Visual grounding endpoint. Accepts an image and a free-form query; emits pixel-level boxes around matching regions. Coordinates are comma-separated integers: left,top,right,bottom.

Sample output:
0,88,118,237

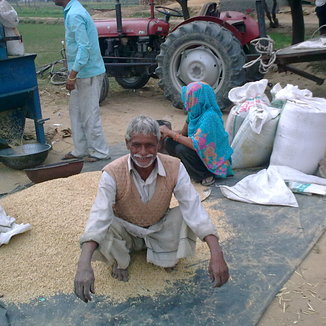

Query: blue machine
0,23,46,145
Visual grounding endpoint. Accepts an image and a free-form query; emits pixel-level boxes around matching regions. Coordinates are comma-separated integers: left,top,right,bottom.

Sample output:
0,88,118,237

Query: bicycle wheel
36,64,52,78
50,60,68,85
50,71,68,85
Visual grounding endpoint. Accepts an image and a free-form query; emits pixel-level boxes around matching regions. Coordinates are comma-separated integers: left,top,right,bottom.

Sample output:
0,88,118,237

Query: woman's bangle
173,133,181,142
68,76,76,81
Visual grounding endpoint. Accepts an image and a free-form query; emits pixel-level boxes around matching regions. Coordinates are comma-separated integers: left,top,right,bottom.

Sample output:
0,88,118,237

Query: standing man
74,116,229,303
54,0,110,162
316,0,326,35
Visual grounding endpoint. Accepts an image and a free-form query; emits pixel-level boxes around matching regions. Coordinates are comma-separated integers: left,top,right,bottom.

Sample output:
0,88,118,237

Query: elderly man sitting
74,115,229,303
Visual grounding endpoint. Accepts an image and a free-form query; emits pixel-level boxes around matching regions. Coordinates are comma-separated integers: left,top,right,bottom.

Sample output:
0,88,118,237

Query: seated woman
160,81,233,186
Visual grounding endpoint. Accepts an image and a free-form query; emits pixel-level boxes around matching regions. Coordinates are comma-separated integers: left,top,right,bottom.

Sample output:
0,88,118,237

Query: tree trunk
288,0,305,44
175,0,190,20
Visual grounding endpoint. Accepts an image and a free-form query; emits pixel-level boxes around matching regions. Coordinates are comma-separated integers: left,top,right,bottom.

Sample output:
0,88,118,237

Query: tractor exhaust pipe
115,0,123,36
150,0,155,19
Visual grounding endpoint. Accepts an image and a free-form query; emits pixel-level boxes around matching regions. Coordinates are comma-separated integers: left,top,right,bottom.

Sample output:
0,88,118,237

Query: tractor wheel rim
169,40,225,94
177,46,221,86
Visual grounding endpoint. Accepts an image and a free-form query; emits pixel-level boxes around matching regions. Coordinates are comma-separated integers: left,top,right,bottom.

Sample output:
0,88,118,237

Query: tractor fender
172,14,259,46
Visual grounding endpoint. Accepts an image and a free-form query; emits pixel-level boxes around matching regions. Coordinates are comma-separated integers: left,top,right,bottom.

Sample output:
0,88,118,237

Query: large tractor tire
156,21,246,110
115,75,150,89
99,73,109,104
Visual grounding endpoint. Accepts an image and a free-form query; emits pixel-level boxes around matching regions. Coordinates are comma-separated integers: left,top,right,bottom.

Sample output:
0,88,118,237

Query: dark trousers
165,138,213,182
316,3,326,35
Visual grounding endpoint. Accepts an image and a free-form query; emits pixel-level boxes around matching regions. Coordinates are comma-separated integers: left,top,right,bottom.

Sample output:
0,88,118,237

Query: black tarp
1,147,325,326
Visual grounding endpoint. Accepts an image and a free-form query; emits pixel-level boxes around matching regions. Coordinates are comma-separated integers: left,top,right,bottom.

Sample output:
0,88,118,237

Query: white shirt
80,155,217,244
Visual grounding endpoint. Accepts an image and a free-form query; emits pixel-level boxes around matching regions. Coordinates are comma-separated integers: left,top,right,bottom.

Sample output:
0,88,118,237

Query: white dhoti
69,73,110,159
95,207,197,269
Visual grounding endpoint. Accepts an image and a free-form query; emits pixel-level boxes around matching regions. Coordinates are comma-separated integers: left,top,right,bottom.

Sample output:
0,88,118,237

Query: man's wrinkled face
126,133,159,169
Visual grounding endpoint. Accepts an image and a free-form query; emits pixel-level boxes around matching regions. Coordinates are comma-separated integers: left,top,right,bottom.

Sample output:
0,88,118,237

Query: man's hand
74,264,95,303
66,78,76,91
159,125,172,139
204,234,229,287
66,70,78,91
74,241,98,302
208,252,229,287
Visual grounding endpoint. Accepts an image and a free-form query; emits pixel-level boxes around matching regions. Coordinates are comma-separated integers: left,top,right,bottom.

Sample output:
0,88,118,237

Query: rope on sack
243,36,279,74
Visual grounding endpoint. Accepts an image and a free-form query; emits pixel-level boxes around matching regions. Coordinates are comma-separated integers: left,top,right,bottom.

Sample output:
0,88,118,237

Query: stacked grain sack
225,79,281,168
269,84,326,175
0,0,24,56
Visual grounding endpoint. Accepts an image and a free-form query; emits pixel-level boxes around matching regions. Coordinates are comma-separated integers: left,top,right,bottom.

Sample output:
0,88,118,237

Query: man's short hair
125,116,161,142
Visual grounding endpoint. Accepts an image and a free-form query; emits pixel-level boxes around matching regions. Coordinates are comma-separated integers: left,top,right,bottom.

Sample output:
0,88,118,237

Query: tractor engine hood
95,18,169,37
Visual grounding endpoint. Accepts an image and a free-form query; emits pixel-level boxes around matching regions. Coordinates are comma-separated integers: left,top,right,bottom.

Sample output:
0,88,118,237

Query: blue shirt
64,0,105,78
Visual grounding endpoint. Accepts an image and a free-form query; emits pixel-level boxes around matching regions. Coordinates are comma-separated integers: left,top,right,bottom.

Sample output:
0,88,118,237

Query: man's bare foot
164,266,177,273
111,262,129,282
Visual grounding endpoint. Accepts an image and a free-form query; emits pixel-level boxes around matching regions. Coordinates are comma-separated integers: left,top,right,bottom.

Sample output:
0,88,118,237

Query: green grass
19,23,65,67
268,32,292,50
13,2,133,18
268,31,323,50
128,11,152,18
14,4,64,18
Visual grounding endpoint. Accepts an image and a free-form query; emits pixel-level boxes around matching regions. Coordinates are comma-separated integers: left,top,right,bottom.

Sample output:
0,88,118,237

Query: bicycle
36,42,68,86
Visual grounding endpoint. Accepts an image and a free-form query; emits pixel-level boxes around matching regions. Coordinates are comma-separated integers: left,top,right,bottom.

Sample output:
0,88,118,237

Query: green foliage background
20,23,65,67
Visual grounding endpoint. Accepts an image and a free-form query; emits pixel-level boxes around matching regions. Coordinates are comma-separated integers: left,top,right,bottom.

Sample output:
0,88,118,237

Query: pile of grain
0,172,234,303
0,110,25,146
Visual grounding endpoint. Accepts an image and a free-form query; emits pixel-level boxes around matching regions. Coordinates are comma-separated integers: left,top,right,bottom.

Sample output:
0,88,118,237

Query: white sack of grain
231,106,281,169
270,83,313,109
270,97,326,175
272,165,326,186
0,205,31,246
5,27,24,56
220,166,298,207
271,83,313,102
226,79,270,144
0,0,19,27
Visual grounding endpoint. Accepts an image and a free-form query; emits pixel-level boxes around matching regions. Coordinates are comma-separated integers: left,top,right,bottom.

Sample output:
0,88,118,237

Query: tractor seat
198,2,220,18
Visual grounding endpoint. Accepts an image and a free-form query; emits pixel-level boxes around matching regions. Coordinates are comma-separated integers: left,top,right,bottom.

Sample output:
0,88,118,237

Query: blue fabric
182,82,233,177
64,0,105,78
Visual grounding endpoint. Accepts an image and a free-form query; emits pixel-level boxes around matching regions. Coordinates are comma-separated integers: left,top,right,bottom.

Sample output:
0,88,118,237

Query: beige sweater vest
103,153,180,227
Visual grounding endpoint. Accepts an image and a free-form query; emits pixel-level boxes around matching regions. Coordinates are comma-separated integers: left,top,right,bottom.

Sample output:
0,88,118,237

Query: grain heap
0,172,235,303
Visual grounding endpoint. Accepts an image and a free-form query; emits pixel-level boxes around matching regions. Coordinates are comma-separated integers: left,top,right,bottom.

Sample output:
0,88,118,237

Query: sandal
84,155,101,163
201,176,215,186
62,152,80,160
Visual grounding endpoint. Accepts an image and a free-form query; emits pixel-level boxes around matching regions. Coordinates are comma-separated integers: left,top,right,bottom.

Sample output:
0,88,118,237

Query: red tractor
95,0,263,110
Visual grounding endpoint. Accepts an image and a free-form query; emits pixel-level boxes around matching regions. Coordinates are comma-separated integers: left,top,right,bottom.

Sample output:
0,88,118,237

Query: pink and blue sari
182,82,233,178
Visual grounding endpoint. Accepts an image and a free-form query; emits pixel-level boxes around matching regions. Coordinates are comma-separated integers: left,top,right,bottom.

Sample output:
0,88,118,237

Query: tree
288,0,305,44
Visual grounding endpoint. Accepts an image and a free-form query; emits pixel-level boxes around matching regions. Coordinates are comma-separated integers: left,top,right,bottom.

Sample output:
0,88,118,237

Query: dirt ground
1,2,326,325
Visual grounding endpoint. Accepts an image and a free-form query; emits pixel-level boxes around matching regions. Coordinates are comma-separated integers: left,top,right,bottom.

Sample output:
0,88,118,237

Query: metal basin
0,143,51,170
24,159,84,184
